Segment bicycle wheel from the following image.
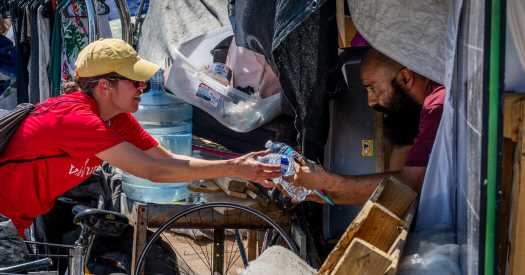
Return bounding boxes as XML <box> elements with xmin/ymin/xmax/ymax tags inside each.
<box><xmin>135</xmin><ymin>203</ymin><xmax>298</xmax><ymax>275</ymax></box>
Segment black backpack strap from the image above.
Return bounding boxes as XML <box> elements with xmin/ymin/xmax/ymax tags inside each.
<box><xmin>0</xmin><ymin>99</ymin><xmax>87</xmax><ymax>166</ymax></box>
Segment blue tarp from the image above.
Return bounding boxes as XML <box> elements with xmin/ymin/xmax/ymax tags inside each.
<box><xmin>107</xmin><ymin>0</ymin><xmax>149</xmax><ymax>20</ymax></box>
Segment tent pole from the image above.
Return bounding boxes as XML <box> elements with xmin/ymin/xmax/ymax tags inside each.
<box><xmin>485</xmin><ymin>0</ymin><xmax>503</xmax><ymax>273</ymax></box>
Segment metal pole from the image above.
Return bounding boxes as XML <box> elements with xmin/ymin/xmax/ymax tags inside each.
<box><xmin>84</xmin><ymin>0</ymin><xmax>99</xmax><ymax>42</ymax></box>
<box><xmin>69</xmin><ymin>246</ymin><xmax>84</xmax><ymax>275</ymax></box>
<box><xmin>114</xmin><ymin>0</ymin><xmax>132</xmax><ymax>43</ymax></box>
<box><xmin>485</xmin><ymin>0</ymin><xmax>503</xmax><ymax>273</ymax></box>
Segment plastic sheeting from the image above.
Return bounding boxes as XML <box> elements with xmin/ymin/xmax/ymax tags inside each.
<box><xmin>417</xmin><ymin>0</ymin><xmax>483</xmax><ymax>274</ymax></box>
<box><xmin>398</xmin><ymin>227</ymin><xmax>460</xmax><ymax>275</ymax></box>
<box><xmin>164</xmin><ymin>27</ymin><xmax>283</xmax><ymax>133</ymax></box>
<box><xmin>504</xmin><ymin>0</ymin><xmax>525</xmax><ymax>92</ymax></box>
<box><xmin>348</xmin><ymin>0</ymin><xmax>448</xmax><ymax>84</ymax></box>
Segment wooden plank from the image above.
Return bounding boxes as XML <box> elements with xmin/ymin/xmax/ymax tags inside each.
<box><xmin>216</xmin><ymin>177</ymin><xmax>248</xmax><ymax>193</ymax></box>
<box><xmin>503</xmin><ymin>95</ymin><xmax>525</xmax><ymax>142</ymax></box>
<box><xmin>373</xmin><ymin>177</ymin><xmax>418</xmax><ymax>218</ymax></box>
<box><xmin>498</xmin><ymin>138</ymin><xmax>516</xmax><ymax>275</ymax></box>
<box><xmin>509</xmin><ymin>106</ymin><xmax>525</xmax><ymax>275</ymax></box>
<box><xmin>131</xmin><ymin>203</ymin><xmax>148</xmax><ymax>275</ymax></box>
<box><xmin>247</xmin><ymin>231</ymin><xmax>257</xmax><ymax>261</ymax></box>
<box><xmin>354</xmin><ymin>203</ymin><xmax>405</xmax><ymax>252</ymax></box>
<box><xmin>318</xmin><ymin>201</ymin><xmax>375</xmax><ymax>275</ymax></box>
<box><xmin>188</xmin><ymin>180</ymin><xmax>221</xmax><ymax>193</ymax></box>
<box><xmin>318</xmin><ymin>202</ymin><xmax>405</xmax><ymax>275</ymax></box>
<box><xmin>216</xmin><ymin>177</ymin><xmax>248</xmax><ymax>199</ymax></box>
<box><xmin>336</xmin><ymin>0</ymin><xmax>357</xmax><ymax>48</ymax></box>
<box><xmin>331</xmin><ymin>238</ymin><xmax>392</xmax><ymax>275</ymax></box>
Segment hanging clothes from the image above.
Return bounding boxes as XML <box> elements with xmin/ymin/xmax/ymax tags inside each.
<box><xmin>45</xmin><ymin>0</ymin><xmax>113</xmax><ymax>99</ymax></box>
<box><xmin>37</xmin><ymin>5</ymin><xmax>50</xmax><ymax>101</ymax></box>
<box><xmin>7</xmin><ymin>0</ymin><xmax>113</xmax><ymax>103</ymax></box>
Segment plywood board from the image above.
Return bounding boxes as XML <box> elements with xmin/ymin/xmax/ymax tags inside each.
<box><xmin>354</xmin><ymin>203</ymin><xmax>405</xmax><ymax>252</ymax></box>
<box><xmin>503</xmin><ymin>95</ymin><xmax>525</xmax><ymax>142</ymax></box>
<box><xmin>331</xmin><ymin>238</ymin><xmax>392</xmax><ymax>275</ymax></box>
<box><xmin>509</xmin><ymin>105</ymin><xmax>525</xmax><ymax>275</ymax></box>
<box><xmin>318</xmin><ymin>202</ymin><xmax>405</xmax><ymax>275</ymax></box>
<box><xmin>336</xmin><ymin>0</ymin><xmax>357</xmax><ymax>48</ymax></box>
<box><xmin>370</xmin><ymin>176</ymin><xmax>417</xmax><ymax>218</ymax></box>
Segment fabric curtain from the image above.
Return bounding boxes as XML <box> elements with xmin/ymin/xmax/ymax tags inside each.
<box><xmin>348</xmin><ymin>0</ymin><xmax>448</xmax><ymax>84</ymax></box>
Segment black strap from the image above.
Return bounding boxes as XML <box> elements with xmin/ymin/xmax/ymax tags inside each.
<box><xmin>0</xmin><ymin>98</ymin><xmax>87</xmax><ymax>166</ymax></box>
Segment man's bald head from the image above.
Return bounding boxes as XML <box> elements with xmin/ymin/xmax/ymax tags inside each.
<box><xmin>361</xmin><ymin>49</ymin><xmax>403</xmax><ymax>78</ymax></box>
<box><xmin>360</xmin><ymin>48</ymin><xmax>431</xmax><ymax>112</ymax></box>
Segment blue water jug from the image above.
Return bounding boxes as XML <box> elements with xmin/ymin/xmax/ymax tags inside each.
<box><xmin>122</xmin><ymin>69</ymin><xmax>193</xmax><ymax>204</ymax></box>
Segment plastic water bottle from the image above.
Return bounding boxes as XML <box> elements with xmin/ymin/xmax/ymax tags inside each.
<box><xmin>264</xmin><ymin>140</ymin><xmax>304</xmax><ymax>163</ymax></box>
<box><xmin>122</xmin><ymin>69</ymin><xmax>194</xmax><ymax>203</ymax></box>
<box><xmin>264</xmin><ymin>140</ymin><xmax>336</xmax><ymax>206</ymax></box>
<box><xmin>256</xmin><ymin>153</ymin><xmax>311</xmax><ymax>202</ymax></box>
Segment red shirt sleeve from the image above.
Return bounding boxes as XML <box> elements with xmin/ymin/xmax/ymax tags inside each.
<box><xmin>57</xmin><ymin>107</ymin><xmax>124</xmax><ymax>159</ymax></box>
<box><xmin>405</xmin><ymin>94</ymin><xmax>444</xmax><ymax>167</ymax></box>
<box><xmin>110</xmin><ymin>113</ymin><xmax>158</xmax><ymax>150</ymax></box>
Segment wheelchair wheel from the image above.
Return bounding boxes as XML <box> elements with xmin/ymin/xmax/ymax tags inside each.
<box><xmin>135</xmin><ymin>203</ymin><xmax>298</xmax><ymax>275</ymax></box>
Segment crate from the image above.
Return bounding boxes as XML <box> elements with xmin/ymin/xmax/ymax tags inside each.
<box><xmin>318</xmin><ymin>176</ymin><xmax>417</xmax><ymax>275</ymax></box>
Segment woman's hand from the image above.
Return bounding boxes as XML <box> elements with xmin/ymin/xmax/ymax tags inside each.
<box><xmin>229</xmin><ymin>150</ymin><xmax>281</xmax><ymax>186</ymax></box>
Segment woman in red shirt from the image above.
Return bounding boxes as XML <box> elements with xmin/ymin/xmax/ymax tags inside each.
<box><xmin>0</xmin><ymin>39</ymin><xmax>279</xmax><ymax>266</ymax></box>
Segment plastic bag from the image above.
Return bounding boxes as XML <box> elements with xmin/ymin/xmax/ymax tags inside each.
<box><xmin>398</xmin><ymin>227</ymin><xmax>461</xmax><ymax>275</ymax></box>
<box><xmin>164</xmin><ymin>27</ymin><xmax>282</xmax><ymax>133</ymax></box>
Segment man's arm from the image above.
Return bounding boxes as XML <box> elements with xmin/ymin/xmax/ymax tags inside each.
<box><xmin>96</xmin><ymin>142</ymin><xmax>280</xmax><ymax>185</ymax></box>
<box><xmin>296</xmin><ymin>164</ymin><xmax>425</xmax><ymax>205</ymax></box>
<box><xmin>389</xmin><ymin>145</ymin><xmax>412</xmax><ymax>170</ymax></box>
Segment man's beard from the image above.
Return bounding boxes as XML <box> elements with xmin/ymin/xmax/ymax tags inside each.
<box><xmin>372</xmin><ymin>79</ymin><xmax>417</xmax><ymax>114</ymax></box>
<box><xmin>390</xmin><ymin>79</ymin><xmax>417</xmax><ymax>113</ymax></box>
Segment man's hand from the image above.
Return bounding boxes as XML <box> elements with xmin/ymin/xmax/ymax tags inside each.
<box><xmin>230</xmin><ymin>151</ymin><xmax>281</xmax><ymax>186</ymax></box>
<box><xmin>291</xmin><ymin>162</ymin><xmax>331</xmax><ymax>190</ymax></box>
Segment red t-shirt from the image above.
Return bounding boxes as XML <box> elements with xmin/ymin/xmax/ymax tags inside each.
<box><xmin>405</xmin><ymin>83</ymin><xmax>445</xmax><ymax>167</ymax></box>
<box><xmin>0</xmin><ymin>91</ymin><xmax>158</xmax><ymax>235</ymax></box>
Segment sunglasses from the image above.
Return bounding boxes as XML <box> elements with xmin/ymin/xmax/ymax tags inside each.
<box><xmin>105</xmin><ymin>77</ymin><xmax>148</xmax><ymax>90</ymax></box>
<box><xmin>89</xmin><ymin>77</ymin><xmax>148</xmax><ymax>90</ymax></box>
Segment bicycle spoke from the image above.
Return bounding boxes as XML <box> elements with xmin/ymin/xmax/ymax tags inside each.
<box><xmin>234</xmin><ymin>229</ymin><xmax>248</xmax><ymax>267</ymax></box>
<box><xmin>161</xmin><ymin>233</ymin><xmax>196</xmax><ymax>274</ymax></box>
<box><xmin>136</xmin><ymin>203</ymin><xmax>297</xmax><ymax>275</ymax></box>
<box><xmin>184</xmin><ymin>230</ymin><xmax>212</xmax><ymax>271</ymax></box>
<box><xmin>196</xmin><ymin>209</ymin><xmax>212</xmax><ymax>269</ymax></box>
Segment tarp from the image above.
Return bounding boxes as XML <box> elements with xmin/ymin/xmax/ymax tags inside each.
<box><xmin>348</xmin><ymin>0</ymin><xmax>448</xmax><ymax>84</ymax></box>
<box><xmin>229</xmin><ymin>0</ymin><xmax>326</xmax><ymax>64</ymax></box>
<box><xmin>138</xmin><ymin>0</ymin><xmax>229</xmax><ymax>66</ymax></box>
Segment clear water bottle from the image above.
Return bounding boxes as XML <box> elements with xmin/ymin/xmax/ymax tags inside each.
<box><xmin>263</xmin><ymin>140</ymin><xmax>336</xmax><ymax>205</ymax></box>
<box><xmin>265</xmin><ymin>140</ymin><xmax>304</xmax><ymax>163</ymax></box>
<box><xmin>122</xmin><ymin>69</ymin><xmax>194</xmax><ymax>203</ymax></box>
<box><xmin>256</xmin><ymin>153</ymin><xmax>311</xmax><ymax>202</ymax></box>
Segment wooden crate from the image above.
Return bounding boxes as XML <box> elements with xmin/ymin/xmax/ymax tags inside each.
<box><xmin>318</xmin><ymin>176</ymin><xmax>417</xmax><ymax>275</ymax></box>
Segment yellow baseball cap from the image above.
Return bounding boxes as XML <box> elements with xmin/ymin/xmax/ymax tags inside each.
<box><xmin>75</xmin><ymin>38</ymin><xmax>160</xmax><ymax>81</ymax></box>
